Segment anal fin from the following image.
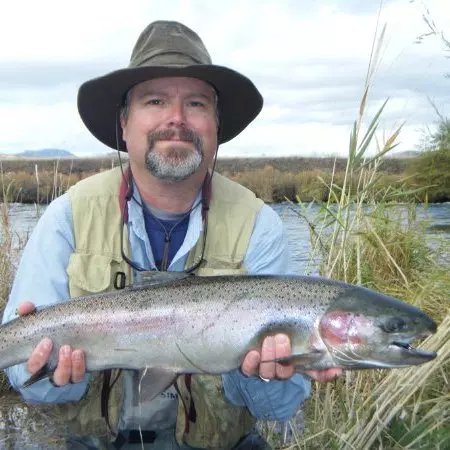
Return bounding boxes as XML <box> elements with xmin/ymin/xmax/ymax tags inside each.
<box><xmin>137</xmin><ymin>368</ymin><xmax>178</xmax><ymax>402</ymax></box>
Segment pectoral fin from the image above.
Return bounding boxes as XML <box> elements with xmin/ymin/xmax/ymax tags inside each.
<box><xmin>23</xmin><ymin>363</ymin><xmax>55</xmax><ymax>388</ymax></box>
<box><xmin>262</xmin><ymin>350</ymin><xmax>324</xmax><ymax>368</ymax></box>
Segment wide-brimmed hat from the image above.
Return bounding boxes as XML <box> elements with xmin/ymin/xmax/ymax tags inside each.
<box><xmin>77</xmin><ymin>20</ymin><xmax>263</xmax><ymax>151</ymax></box>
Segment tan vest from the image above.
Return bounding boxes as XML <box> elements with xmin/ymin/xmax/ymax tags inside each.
<box><xmin>59</xmin><ymin>167</ymin><xmax>263</xmax><ymax>449</ymax></box>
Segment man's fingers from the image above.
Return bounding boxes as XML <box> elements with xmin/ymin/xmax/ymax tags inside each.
<box><xmin>27</xmin><ymin>337</ymin><xmax>52</xmax><ymax>374</ymax></box>
<box><xmin>241</xmin><ymin>350</ymin><xmax>260</xmax><ymax>377</ymax></box>
<box><xmin>259</xmin><ymin>335</ymin><xmax>276</xmax><ymax>379</ymax></box>
<box><xmin>259</xmin><ymin>334</ymin><xmax>294</xmax><ymax>380</ymax></box>
<box><xmin>274</xmin><ymin>334</ymin><xmax>294</xmax><ymax>379</ymax></box>
<box><xmin>241</xmin><ymin>334</ymin><xmax>295</xmax><ymax>380</ymax></box>
<box><xmin>71</xmin><ymin>350</ymin><xmax>86</xmax><ymax>383</ymax></box>
<box><xmin>24</xmin><ymin>329</ymin><xmax>85</xmax><ymax>387</ymax></box>
<box><xmin>17</xmin><ymin>301</ymin><xmax>36</xmax><ymax>317</ymax></box>
<box><xmin>52</xmin><ymin>345</ymin><xmax>73</xmax><ymax>386</ymax></box>
<box><xmin>306</xmin><ymin>368</ymin><xmax>343</xmax><ymax>383</ymax></box>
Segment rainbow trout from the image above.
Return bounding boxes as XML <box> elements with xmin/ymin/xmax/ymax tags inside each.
<box><xmin>0</xmin><ymin>273</ymin><xmax>437</xmax><ymax>390</ymax></box>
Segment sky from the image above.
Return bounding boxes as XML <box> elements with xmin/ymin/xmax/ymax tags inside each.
<box><xmin>1</xmin><ymin>0</ymin><xmax>449</xmax><ymax>157</ymax></box>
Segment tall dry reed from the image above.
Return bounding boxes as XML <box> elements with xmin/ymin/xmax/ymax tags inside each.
<box><xmin>276</xmin><ymin>22</ymin><xmax>450</xmax><ymax>449</ymax></box>
<box><xmin>0</xmin><ymin>164</ymin><xmax>15</xmax><ymax>393</ymax></box>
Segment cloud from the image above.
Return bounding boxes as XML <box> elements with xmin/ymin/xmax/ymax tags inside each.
<box><xmin>0</xmin><ymin>60</ymin><xmax>117</xmax><ymax>89</ymax></box>
<box><xmin>0</xmin><ymin>0</ymin><xmax>449</xmax><ymax>156</ymax></box>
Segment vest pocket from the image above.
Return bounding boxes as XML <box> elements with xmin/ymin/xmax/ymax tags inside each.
<box><xmin>194</xmin><ymin>258</ymin><xmax>247</xmax><ymax>277</ymax></box>
<box><xmin>67</xmin><ymin>253</ymin><xmax>115</xmax><ymax>295</ymax></box>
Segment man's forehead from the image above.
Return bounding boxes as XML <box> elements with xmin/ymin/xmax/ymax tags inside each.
<box><xmin>132</xmin><ymin>77</ymin><xmax>215</xmax><ymax>97</ymax></box>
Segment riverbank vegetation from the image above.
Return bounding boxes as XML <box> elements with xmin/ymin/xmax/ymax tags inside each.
<box><xmin>261</xmin><ymin>30</ymin><xmax>450</xmax><ymax>449</ymax></box>
<box><xmin>0</xmin><ymin>192</ymin><xmax>19</xmax><ymax>395</ymax></box>
<box><xmin>288</xmin><ymin>122</ymin><xmax>450</xmax><ymax>450</ymax></box>
<box><xmin>0</xmin><ymin>147</ymin><xmax>448</xmax><ymax>204</ymax></box>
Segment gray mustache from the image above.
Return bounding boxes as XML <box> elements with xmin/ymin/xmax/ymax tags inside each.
<box><xmin>148</xmin><ymin>128</ymin><xmax>201</xmax><ymax>146</ymax></box>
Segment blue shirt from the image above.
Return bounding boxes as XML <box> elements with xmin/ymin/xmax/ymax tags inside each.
<box><xmin>142</xmin><ymin>206</ymin><xmax>190</xmax><ymax>270</ymax></box>
<box><xmin>3</xmin><ymin>187</ymin><xmax>311</xmax><ymax>422</ymax></box>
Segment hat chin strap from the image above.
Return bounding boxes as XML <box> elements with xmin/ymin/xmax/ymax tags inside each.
<box><xmin>115</xmin><ymin>110</ymin><xmax>130</xmax><ymax>198</ymax></box>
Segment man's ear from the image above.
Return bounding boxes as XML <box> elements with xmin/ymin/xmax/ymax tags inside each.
<box><xmin>120</xmin><ymin>116</ymin><xmax>127</xmax><ymax>141</ymax></box>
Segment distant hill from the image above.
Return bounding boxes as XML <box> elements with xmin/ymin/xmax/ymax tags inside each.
<box><xmin>15</xmin><ymin>149</ymin><xmax>75</xmax><ymax>158</ymax></box>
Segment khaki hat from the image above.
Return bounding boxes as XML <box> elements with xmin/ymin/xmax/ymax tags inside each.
<box><xmin>77</xmin><ymin>20</ymin><xmax>263</xmax><ymax>151</ymax></box>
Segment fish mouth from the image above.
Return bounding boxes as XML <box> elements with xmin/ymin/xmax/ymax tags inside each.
<box><xmin>391</xmin><ymin>341</ymin><xmax>437</xmax><ymax>361</ymax></box>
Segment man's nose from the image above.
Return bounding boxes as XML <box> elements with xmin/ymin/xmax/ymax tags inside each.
<box><xmin>165</xmin><ymin>101</ymin><xmax>187</xmax><ymax>126</ymax></box>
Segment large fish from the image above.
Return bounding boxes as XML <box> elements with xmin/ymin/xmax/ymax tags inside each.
<box><xmin>0</xmin><ymin>273</ymin><xmax>437</xmax><ymax>391</ymax></box>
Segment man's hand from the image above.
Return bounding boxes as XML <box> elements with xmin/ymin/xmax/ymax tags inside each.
<box><xmin>241</xmin><ymin>333</ymin><xmax>343</xmax><ymax>382</ymax></box>
<box><xmin>17</xmin><ymin>301</ymin><xmax>86</xmax><ymax>386</ymax></box>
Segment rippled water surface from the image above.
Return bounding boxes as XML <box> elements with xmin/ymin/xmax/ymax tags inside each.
<box><xmin>0</xmin><ymin>397</ymin><xmax>66</xmax><ymax>449</ymax></box>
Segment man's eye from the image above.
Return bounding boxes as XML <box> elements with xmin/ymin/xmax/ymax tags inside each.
<box><xmin>189</xmin><ymin>101</ymin><xmax>205</xmax><ymax>108</ymax></box>
<box><xmin>147</xmin><ymin>99</ymin><xmax>162</xmax><ymax>105</ymax></box>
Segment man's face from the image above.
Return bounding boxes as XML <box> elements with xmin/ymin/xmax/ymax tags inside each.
<box><xmin>121</xmin><ymin>77</ymin><xmax>218</xmax><ymax>181</ymax></box>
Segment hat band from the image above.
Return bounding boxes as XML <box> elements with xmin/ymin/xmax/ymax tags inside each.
<box><xmin>130</xmin><ymin>52</ymin><xmax>206</xmax><ymax>68</ymax></box>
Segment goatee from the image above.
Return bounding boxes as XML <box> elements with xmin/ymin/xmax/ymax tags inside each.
<box><xmin>145</xmin><ymin>128</ymin><xmax>204</xmax><ymax>181</ymax></box>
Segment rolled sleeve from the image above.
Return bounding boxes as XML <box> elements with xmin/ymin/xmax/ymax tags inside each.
<box><xmin>5</xmin><ymin>366</ymin><xmax>90</xmax><ymax>404</ymax></box>
<box><xmin>2</xmin><ymin>194</ymin><xmax>89</xmax><ymax>403</ymax></box>
<box><xmin>222</xmin><ymin>371</ymin><xmax>311</xmax><ymax>421</ymax></box>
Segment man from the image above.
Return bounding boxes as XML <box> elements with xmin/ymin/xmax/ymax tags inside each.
<box><xmin>3</xmin><ymin>21</ymin><xmax>340</xmax><ymax>449</ymax></box>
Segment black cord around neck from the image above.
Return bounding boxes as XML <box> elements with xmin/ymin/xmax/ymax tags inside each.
<box><xmin>114</xmin><ymin>108</ymin><xmax>214</xmax><ymax>274</ymax></box>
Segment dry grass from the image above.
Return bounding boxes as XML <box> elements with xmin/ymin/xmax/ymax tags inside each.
<box><xmin>0</xmin><ymin>155</ymin><xmax>443</xmax><ymax>204</ymax></box>
<box><xmin>0</xmin><ymin>164</ymin><xmax>15</xmax><ymax>315</ymax></box>
<box><xmin>225</xmin><ymin>166</ymin><xmax>408</xmax><ymax>203</ymax></box>
<box><xmin>1</xmin><ymin>169</ymin><xmax>83</xmax><ymax>204</ymax></box>
<box><xmin>0</xmin><ymin>166</ymin><xmax>16</xmax><ymax>395</ymax></box>
<box><xmin>0</xmin><ymin>155</ymin><xmax>124</xmax><ymax>203</ymax></box>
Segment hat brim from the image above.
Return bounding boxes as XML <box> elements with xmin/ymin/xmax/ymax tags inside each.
<box><xmin>77</xmin><ymin>65</ymin><xmax>263</xmax><ymax>150</ymax></box>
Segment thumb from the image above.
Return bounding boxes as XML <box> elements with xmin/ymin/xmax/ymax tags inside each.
<box><xmin>17</xmin><ymin>301</ymin><xmax>36</xmax><ymax>316</ymax></box>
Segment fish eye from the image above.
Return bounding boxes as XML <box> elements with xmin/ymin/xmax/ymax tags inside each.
<box><xmin>381</xmin><ymin>316</ymin><xmax>408</xmax><ymax>333</ymax></box>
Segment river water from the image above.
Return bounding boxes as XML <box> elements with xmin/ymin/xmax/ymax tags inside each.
<box><xmin>4</xmin><ymin>202</ymin><xmax>450</xmax><ymax>274</ymax></box>
<box><xmin>0</xmin><ymin>202</ymin><xmax>449</xmax><ymax>448</ymax></box>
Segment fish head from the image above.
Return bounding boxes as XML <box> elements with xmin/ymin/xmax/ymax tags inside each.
<box><xmin>319</xmin><ymin>286</ymin><xmax>438</xmax><ymax>369</ymax></box>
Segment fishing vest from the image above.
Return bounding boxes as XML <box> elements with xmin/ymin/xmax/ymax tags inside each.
<box><xmin>58</xmin><ymin>167</ymin><xmax>263</xmax><ymax>449</ymax></box>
